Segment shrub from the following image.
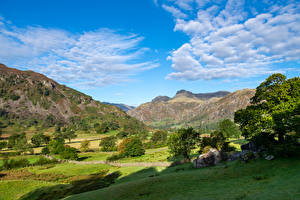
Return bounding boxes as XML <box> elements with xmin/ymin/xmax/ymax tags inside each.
<box><xmin>31</xmin><ymin>133</ymin><xmax>50</xmax><ymax>147</ymax></box>
<box><xmin>47</xmin><ymin>139</ymin><xmax>65</xmax><ymax>154</ymax></box>
<box><xmin>80</xmin><ymin>140</ymin><xmax>90</xmax><ymax>152</ymax></box>
<box><xmin>41</xmin><ymin>147</ymin><xmax>50</xmax><ymax>155</ymax></box>
<box><xmin>151</xmin><ymin>130</ymin><xmax>167</xmax><ymax>144</ymax></box>
<box><xmin>202</xmin><ymin>146</ymin><xmax>213</xmax><ymax>154</ymax></box>
<box><xmin>0</xmin><ymin>141</ymin><xmax>7</xmax><ymax>150</ymax></box>
<box><xmin>106</xmin><ymin>153</ymin><xmax>125</xmax><ymax>162</ymax></box>
<box><xmin>100</xmin><ymin>136</ymin><xmax>117</xmax><ymax>152</ymax></box>
<box><xmin>33</xmin><ymin>156</ymin><xmax>58</xmax><ymax>166</ymax></box>
<box><xmin>59</xmin><ymin>146</ymin><xmax>78</xmax><ymax>160</ymax></box>
<box><xmin>118</xmin><ymin>137</ymin><xmax>145</xmax><ymax>157</ymax></box>
<box><xmin>2</xmin><ymin>158</ymin><xmax>30</xmax><ymax>170</ymax></box>
<box><xmin>116</xmin><ymin>131</ymin><xmax>128</xmax><ymax>139</ymax></box>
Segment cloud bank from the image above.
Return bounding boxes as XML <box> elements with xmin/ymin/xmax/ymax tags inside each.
<box><xmin>161</xmin><ymin>0</ymin><xmax>300</xmax><ymax>80</ymax></box>
<box><xmin>0</xmin><ymin>19</ymin><xmax>157</xmax><ymax>88</ymax></box>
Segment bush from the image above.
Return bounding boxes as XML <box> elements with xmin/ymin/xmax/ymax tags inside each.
<box><xmin>151</xmin><ymin>130</ymin><xmax>167</xmax><ymax>144</ymax></box>
<box><xmin>116</xmin><ymin>131</ymin><xmax>128</xmax><ymax>139</ymax></box>
<box><xmin>59</xmin><ymin>146</ymin><xmax>78</xmax><ymax>160</ymax></box>
<box><xmin>80</xmin><ymin>140</ymin><xmax>90</xmax><ymax>152</ymax></box>
<box><xmin>47</xmin><ymin>139</ymin><xmax>65</xmax><ymax>154</ymax></box>
<box><xmin>0</xmin><ymin>141</ymin><xmax>7</xmax><ymax>150</ymax></box>
<box><xmin>2</xmin><ymin>158</ymin><xmax>30</xmax><ymax>170</ymax></box>
<box><xmin>106</xmin><ymin>153</ymin><xmax>125</xmax><ymax>162</ymax></box>
<box><xmin>33</xmin><ymin>156</ymin><xmax>58</xmax><ymax>166</ymax></box>
<box><xmin>118</xmin><ymin>137</ymin><xmax>145</xmax><ymax>157</ymax></box>
<box><xmin>41</xmin><ymin>147</ymin><xmax>50</xmax><ymax>155</ymax></box>
<box><xmin>99</xmin><ymin>136</ymin><xmax>117</xmax><ymax>152</ymax></box>
<box><xmin>31</xmin><ymin>133</ymin><xmax>50</xmax><ymax>147</ymax></box>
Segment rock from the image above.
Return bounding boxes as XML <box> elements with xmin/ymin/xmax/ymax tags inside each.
<box><xmin>264</xmin><ymin>154</ymin><xmax>274</xmax><ymax>160</ymax></box>
<box><xmin>241</xmin><ymin>142</ymin><xmax>258</xmax><ymax>152</ymax></box>
<box><xmin>193</xmin><ymin>148</ymin><xmax>222</xmax><ymax>168</ymax></box>
<box><xmin>227</xmin><ymin>152</ymin><xmax>242</xmax><ymax>161</ymax></box>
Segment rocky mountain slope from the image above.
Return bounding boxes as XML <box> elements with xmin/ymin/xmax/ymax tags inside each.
<box><xmin>102</xmin><ymin>102</ymin><xmax>135</xmax><ymax>112</ymax></box>
<box><xmin>0</xmin><ymin>64</ymin><xmax>145</xmax><ymax>135</ymax></box>
<box><xmin>128</xmin><ymin>89</ymin><xmax>255</xmax><ymax>129</ymax></box>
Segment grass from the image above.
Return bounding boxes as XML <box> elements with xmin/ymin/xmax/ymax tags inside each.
<box><xmin>0</xmin><ymin>180</ymin><xmax>57</xmax><ymax>200</ymax></box>
<box><xmin>0</xmin><ymin>155</ymin><xmax>40</xmax><ymax>167</ymax></box>
<box><xmin>65</xmin><ymin>158</ymin><xmax>300</xmax><ymax>200</ymax></box>
<box><xmin>27</xmin><ymin>163</ymin><xmax>113</xmax><ymax>176</ymax></box>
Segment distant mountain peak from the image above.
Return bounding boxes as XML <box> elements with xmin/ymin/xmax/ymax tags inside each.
<box><xmin>151</xmin><ymin>96</ymin><xmax>171</xmax><ymax>103</ymax></box>
<box><xmin>174</xmin><ymin>90</ymin><xmax>231</xmax><ymax>100</ymax></box>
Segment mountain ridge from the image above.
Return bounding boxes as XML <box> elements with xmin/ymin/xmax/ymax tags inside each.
<box><xmin>128</xmin><ymin>88</ymin><xmax>255</xmax><ymax>129</ymax></box>
<box><xmin>0</xmin><ymin>64</ymin><xmax>146</xmax><ymax>135</ymax></box>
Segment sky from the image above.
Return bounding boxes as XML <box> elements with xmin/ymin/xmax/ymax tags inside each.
<box><xmin>0</xmin><ymin>0</ymin><xmax>299</xmax><ymax>106</ymax></box>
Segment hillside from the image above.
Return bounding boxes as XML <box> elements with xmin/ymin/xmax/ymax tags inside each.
<box><xmin>128</xmin><ymin>89</ymin><xmax>255</xmax><ymax>129</ymax></box>
<box><xmin>0</xmin><ymin>64</ymin><xmax>146</xmax><ymax>136</ymax></box>
<box><xmin>65</xmin><ymin>158</ymin><xmax>300</xmax><ymax>200</ymax></box>
<box><xmin>102</xmin><ymin>102</ymin><xmax>135</xmax><ymax>112</ymax></box>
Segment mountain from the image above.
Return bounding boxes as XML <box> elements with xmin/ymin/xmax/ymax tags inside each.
<box><xmin>102</xmin><ymin>102</ymin><xmax>135</xmax><ymax>112</ymax></box>
<box><xmin>0</xmin><ymin>64</ymin><xmax>146</xmax><ymax>135</ymax></box>
<box><xmin>128</xmin><ymin>89</ymin><xmax>255</xmax><ymax>129</ymax></box>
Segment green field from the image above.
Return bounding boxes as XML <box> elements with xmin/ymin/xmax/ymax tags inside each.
<box><xmin>0</xmin><ymin>180</ymin><xmax>58</xmax><ymax>200</ymax></box>
<box><xmin>65</xmin><ymin>158</ymin><xmax>300</xmax><ymax>200</ymax></box>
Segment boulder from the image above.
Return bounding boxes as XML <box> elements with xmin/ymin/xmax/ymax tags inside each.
<box><xmin>193</xmin><ymin>148</ymin><xmax>222</xmax><ymax>168</ymax></box>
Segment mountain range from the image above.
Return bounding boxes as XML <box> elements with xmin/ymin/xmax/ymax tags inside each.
<box><xmin>128</xmin><ymin>89</ymin><xmax>255</xmax><ymax>129</ymax></box>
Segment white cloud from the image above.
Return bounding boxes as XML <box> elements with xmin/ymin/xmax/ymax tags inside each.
<box><xmin>162</xmin><ymin>0</ymin><xmax>300</xmax><ymax>80</ymax></box>
<box><xmin>0</xmin><ymin>19</ymin><xmax>158</xmax><ymax>88</ymax></box>
<box><xmin>162</xmin><ymin>4</ymin><xmax>188</xmax><ymax>19</ymax></box>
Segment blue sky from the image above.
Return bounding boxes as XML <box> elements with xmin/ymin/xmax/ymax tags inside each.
<box><xmin>0</xmin><ymin>0</ymin><xmax>299</xmax><ymax>106</ymax></box>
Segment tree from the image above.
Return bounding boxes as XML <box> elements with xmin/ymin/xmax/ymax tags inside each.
<box><xmin>217</xmin><ymin>119</ymin><xmax>241</xmax><ymax>139</ymax></box>
<box><xmin>118</xmin><ymin>137</ymin><xmax>145</xmax><ymax>157</ymax></box>
<box><xmin>8</xmin><ymin>133</ymin><xmax>32</xmax><ymax>154</ymax></box>
<box><xmin>235</xmin><ymin>74</ymin><xmax>300</xmax><ymax>144</ymax></box>
<box><xmin>167</xmin><ymin>128</ymin><xmax>199</xmax><ymax>161</ymax></box>
<box><xmin>31</xmin><ymin>133</ymin><xmax>50</xmax><ymax>147</ymax></box>
<box><xmin>63</xmin><ymin>130</ymin><xmax>77</xmax><ymax>143</ymax></box>
<box><xmin>80</xmin><ymin>140</ymin><xmax>90</xmax><ymax>152</ymax></box>
<box><xmin>100</xmin><ymin>136</ymin><xmax>117</xmax><ymax>152</ymax></box>
<box><xmin>151</xmin><ymin>130</ymin><xmax>167</xmax><ymax>144</ymax></box>
<box><xmin>47</xmin><ymin>138</ymin><xmax>65</xmax><ymax>154</ymax></box>
<box><xmin>59</xmin><ymin>146</ymin><xmax>78</xmax><ymax>160</ymax></box>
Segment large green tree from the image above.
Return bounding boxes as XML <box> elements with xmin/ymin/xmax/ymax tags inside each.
<box><xmin>217</xmin><ymin>119</ymin><xmax>241</xmax><ymax>139</ymax></box>
<box><xmin>235</xmin><ymin>74</ymin><xmax>300</xmax><ymax>143</ymax></box>
<box><xmin>167</xmin><ymin>128</ymin><xmax>199</xmax><ymax>161</ymax></box>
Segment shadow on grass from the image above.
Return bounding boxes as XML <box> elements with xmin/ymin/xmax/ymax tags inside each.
<box><xmin>76</xmin><ymin>156</ymin><xmax>90</xmax><ymax>161</ymax></box>
<box><xmin>19</xmin><ymin>170</ymin><xmax>121</xmax><ymax>200</ymax></box>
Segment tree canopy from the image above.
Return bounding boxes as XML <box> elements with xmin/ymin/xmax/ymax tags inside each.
<box><xmin>234</xmin><ymin>73</ymin><xmax>300</xmax><ymax>145</ymax></box>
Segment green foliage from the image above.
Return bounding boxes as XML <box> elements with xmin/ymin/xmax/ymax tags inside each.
<box><xmin>99</xmin><ymin>136</ymin><xmax>117</xmax><ymax>152</ymax></box>
<box><xmin>63</xmin><ymin>129</ymin><xmax>77</xmax><ymax>143</ymax></box>
<box><xmin>118</xmin><ymin>137</ymin><xmax>145</xmax><ymax>157</ymax></box>
<box><xmin>31</xmin><ymin>133</ymin><xmax>50</xmax><ymax>147</ymax></box>
<box><xmin>106</xmin><ymin>153</ymin><xmax>126</xmax><ymax>161</ymax></box>
<box><xmin>8</xmin><ymin>133</ymin><xmax>32</xmax><ymax>153</ymax></box>
<box><xmin>151</xmin><ymin>130</ymin><xmax>168</xmax><ymax>144</ymax></box>
<box><xmin>47</xmin><ymin>139</ymin><xmax>65</xmax><ymax>155</ymax></box>
<box><xmin>217</xmin><ymin>119</ymin><xmax>241</xmax><ymax>138</ymax></box>
<box><xmin>0</xmin><ymin>141</ymin><xmax>7</xmax><ymax>150</ymax></box>
<box><xmin>59</xmin><ymin>146</ymin><xmax>78</xmax><ymax>160</ymax></box>
<box><xmin>80</xmin><ymin>140</ymin><xmax>90</xmax><ymax>152</ymax></box>
<box><xmin>1</xmin><ymin>158</ymin><xmax>30</xmax><ymax>170</ymax></box>
<box><xmin>116</xmin><ymin>130</ymin><xmax>129</xmax><ymax>139</ymax></box>
<box><xmin>41</xmin><ymin>146</ymin><xmax>50</xmax><ymax>155</ymax></box>
<box><xmin>33</xmin><ymin>156</ymin><xmax>58</xmax><ymax>166</ymax></box>
<box><xmin>167</xmin><ymin>127</ymin><xmax>199</xmax><ymax>160</ymax></box>
<box><xmin>234</xmin><ymin>74</ymin><xmax>300</xmax><ymax>156</ymax></box>
<box><xmin>235</xmin><ymin>74</ymin><xmax>300</xmax><ymax>141</ymax></box>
